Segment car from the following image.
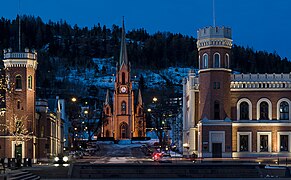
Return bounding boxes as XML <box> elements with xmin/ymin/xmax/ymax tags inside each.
<box><xmin>53</xmin><ymin>155</ymin><xmax>70</xmax><ymax>165</ymax></box>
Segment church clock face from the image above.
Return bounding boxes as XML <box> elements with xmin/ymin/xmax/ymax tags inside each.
<box><xmin>120</xmin><ymin>86</ymin><xmax>127</xmax><ymax>93</ymax></box>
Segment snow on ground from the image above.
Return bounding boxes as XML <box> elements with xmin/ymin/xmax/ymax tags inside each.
<box><xmin>64</xmin><ymin>57</ymin><xmax>197</xmax><ymax>91</ymax></box>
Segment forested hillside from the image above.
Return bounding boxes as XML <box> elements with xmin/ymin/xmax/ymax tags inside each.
<box><xmin>0</xmin><ymin>15</ymin><xmax>290</xmax><ymax>98</ymax></box>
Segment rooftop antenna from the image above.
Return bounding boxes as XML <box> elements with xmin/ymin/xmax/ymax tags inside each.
<box><xmin>18</xmin><ymin>0</ymin><xmax>21</xmax><ymax>52</ymax></box>
<box><xmin>212</xmin><ymin>0</ymin><xmax>216</xmax><ymax>27</ymax></box>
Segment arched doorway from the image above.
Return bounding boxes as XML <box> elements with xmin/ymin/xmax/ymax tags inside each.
<box><xmin>120</xmin><ymin>122</ymin><xmax>128</xmax><ymax>139</ymax></box>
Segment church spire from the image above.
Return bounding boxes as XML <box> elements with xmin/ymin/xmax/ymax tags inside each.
<box><xmin>138</xmin><ymin>89</ymin><xmax>143</xmax><ymax>105</ymax></box>
<box><xmin>105</xmin><ymin>89</ymin><xmax>110</xmax><ymax>105</ymax></box>
<box><xmin>119</xmin><ymin>17</ymin><xmax>128</xmax><ymax>67</ymax></box>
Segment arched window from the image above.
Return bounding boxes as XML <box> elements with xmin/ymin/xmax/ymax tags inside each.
<box><xmin>279</xmin><ymin>101</ymin><xmax>289</xmax><ymax>120</ymax></box>
<box><xmin>122</xmin><ymin>72</ymin><xmax>125</xmax><ymax>84</ymax></box>
<box><xmin>121</xmin><ymin>101</ymin><xmax>126</xmax><ymax>114</ymax></box>
<box><xmin>15</xmin><ymin>75</ymin><xmax>22</xmax><ymax>89</ymax></box>
<box><xmin>17</xmin><ymin>100</ymin><xmax>21</xmax><ymax>110</ymax></box>
<box><xmin>28</xmin><ymin>75</ymin><xmax>32</xmax><ymax>89</ymax></box>
<box><xmin>240</xmin><ymin>102</ymin><xmax>249</xmax><ymax>120</ymax></box>
<box><xmin>214</xmin><ymin>100</ymin><xmax>220</xmax><ymax>119</ymax></box>
<box><xmin>237</xmin><ymin>98</ymin><xmax>253</xmax><ymax>120</ymax></box>
<box><xmin>106</xmin><ymin>107</ymin><xmax>110</xmax><ymax>115</ymax></box>
<box><xmin>260</xmin><ymin>102</ymin><xmax>269</xmax><ymax>120</ymax></box>
<box><xmin>203</xmin><ymin>53</ymin><xmax>208</xmax><ymax>69</ymax></box>
<box><xmin>214</xmin><ymin>53</ymin><xmax>220</xmax><ymax>68</ymax></box>
<box><xmin>225</xmin><ymin>53</ymin><xmax>230</xmax><ymax>68</ymax></box>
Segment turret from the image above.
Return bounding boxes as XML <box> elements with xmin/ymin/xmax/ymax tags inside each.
<box><xmin>198</xmin><ymin>27</ymin><xmax>232</xmax><ymax>120</ymax></box>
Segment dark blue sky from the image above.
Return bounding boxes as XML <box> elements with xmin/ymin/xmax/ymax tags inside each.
<box><xmin>1</xmin><ymin>0</ymin><xmax>291</xmax><ymax>60</ymax></box>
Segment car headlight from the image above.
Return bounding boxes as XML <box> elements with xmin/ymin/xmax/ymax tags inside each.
<box><xmin>63</xmin><ymin>156</ymin><xmax>69</xmax><ymax>162</ymax></box>
<box><xmin>54</xmin><ymin>157</ymin><xmax>59</xmax><ymax>162</ymax></box>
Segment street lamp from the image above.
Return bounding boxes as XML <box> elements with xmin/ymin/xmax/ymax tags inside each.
<box><xmin>71</xmin><ymin>97</ymin><xmax>77</xmax><ymax>102</ymax></box>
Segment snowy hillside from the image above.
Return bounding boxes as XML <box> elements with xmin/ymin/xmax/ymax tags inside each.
<box><xmin>60</xmin><ymin>57</ymin><xmax>195</xmax><ymax>93</ymax></box>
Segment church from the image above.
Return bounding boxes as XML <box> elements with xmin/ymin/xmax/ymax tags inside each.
<box><xmin>102</xmin><ymin>20</ymin><xmax>146</xmax><ymax>140</ymax></box>
<box><xmin>183</xmin><ymin>26</ymin><xmax>291</xmax><ymax>158</ymax></box>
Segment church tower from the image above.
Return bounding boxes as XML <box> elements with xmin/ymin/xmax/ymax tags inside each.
<box><xmin>1</xmin><ymin>48</ymin><xmax>37</xmax><ymax>159</ymax></box>
<box><xmin>102</xmin><ymin>19</ymin><xmax>146</xmax><ymax>140</ymax></box>
<box><xmin>113</xmin><ymin>19</ymin><xmax>135</xmax><ymax>139</ymax></box>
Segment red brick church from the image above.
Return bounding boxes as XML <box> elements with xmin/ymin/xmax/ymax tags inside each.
<box><xmin>102</xmin><ymin>20</ymin><xmax>146</xmax><ymax>140</ymax></box>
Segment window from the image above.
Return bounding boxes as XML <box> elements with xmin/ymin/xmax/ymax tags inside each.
<box><xmin>260</xmin><ymin>135</ymin><xmax>268</xmax><ymax>152</ymax></box>
<box><xmin>121</xmin><ymin>101</ymin><xmax>126</xmax><ymax>114</ymax></box>
<box><xmin>280</xmin><ymin>135</ymin><xmax>288</xmax><ymax>152</ymax></box>
<box><xmin>15</xmin><ymin>75</ymin><xmax>22</xmax><ymax>89</ymax></box>
<box><xmin>17</xmin><ymin>101</ymin><xmax>21</xmax><ymax>110</ymax></box>
<box><xmin>260</xmin><ymin>102</ymin><xmax>269</xmax><ymax>120</ymax></box>
<box><xmin>239</xmin><ymin>135</ymin><xmax>249</xmax><ymax>152</ymax></box>
<box><xmin>279</xmin><ymin>101</ymin><xmax>289</xmax><ymax>120</ymax></box>
<box><xmin>213</xmin><ymin>82</ymin><xmax>220</xmax><ymax>89</ymax></box>
<box><xmin>240</xmin><ymin>102</ymin><xmax>249</xmax><ymax>120</ymax></box>
<box><xmin>203</xmin><ymin>53</ymin><xmax>208</xmax><ymax>68</ymax></box>
<box><xmin>214</xmin><ymin>53</ymin><xmax>220</xmax><ymax>68</ymax></box>
<box><xmin>28</xmin><ymin>75</ymin><xmax>32</xmax><ymax>89</ymax></box>
<box><xmin>214</xmin><ymin>100</ymin><xmax>220</xmax><ymax>119</ymax></box>
<box><xmin>122</xmin><ymin>72</ymin><xmax>125</xmax><ymax>84</ymax></box>
<box><xmin>225</xmin><ymin>54</ymin><xmax>230</xmax><ymax>68</ymax></box>
<box><xmin>106</xmin><ymin>107</ymin><xmax>109</xmax><ymax>115</ymax></box>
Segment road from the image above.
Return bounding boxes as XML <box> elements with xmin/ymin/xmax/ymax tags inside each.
<box><xmin>75</xmin><ymin>143</ymin><xmax>152</xmax><ymax>164</ymax></box>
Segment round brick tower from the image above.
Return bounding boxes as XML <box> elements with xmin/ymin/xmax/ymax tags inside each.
<box><xmin>197</xmin><ymin>27</ymin><xmax>232</xmax><ymax>120</ymax></box>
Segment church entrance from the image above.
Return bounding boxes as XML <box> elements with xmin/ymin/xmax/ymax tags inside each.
<box><xmin>120</xmin><ymin>122</ymin><xmax>129</xmax><ymax>139</ymax></box>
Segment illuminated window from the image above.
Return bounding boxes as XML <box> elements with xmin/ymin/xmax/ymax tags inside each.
<box><xmin>279</xmin><ymin>101</ymin><xmax>289</xmax><ymax>120</ymax></box>
<box><xmin>28</xmin><ymin>75</ymin><xmax>32</xmax><ymax>89</ymax></box>
<box><xmin>240</xmin><ymin>102</ymin><xmax>249</xmax><ymax>120</ymax></box>
<box><xmin>202</xmin><ymin>53</ymin><xmax>208</xmax><ymax>68</ymax></box>
<box><xmin>15</xmin><ymin>75</ymin><xmax>22</xmax><ymax>89</ymax></box>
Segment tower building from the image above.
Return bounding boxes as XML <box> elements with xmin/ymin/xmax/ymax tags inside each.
<box><xmin>0</xmin><ymin>48</ymin><xmax>38</xmax><ymax>160</ymax></box>
<box><xmin>183</xmin><ymin>26</ymin><xmax>291</xmax><ymax>158</ymax></box>
<box><xmin>102</xmin><ymin>20</ymin><xmax>146</xmax><ymax>140</ymax></box>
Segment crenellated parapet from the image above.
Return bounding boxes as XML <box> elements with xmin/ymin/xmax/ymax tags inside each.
<box><xmin>197</xmin><ymin>26</ymin><xmax>232</xmax><ymax>51</ymax></box>
<box><xmin>231</xmin><ymin>73</ymin><xmax>291</xmax><ymax>90</ymax></box>
<box><xmin>3</xmin><ymin>48</ymin><xmax>38</xmax><ymax>70</ymax></box>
